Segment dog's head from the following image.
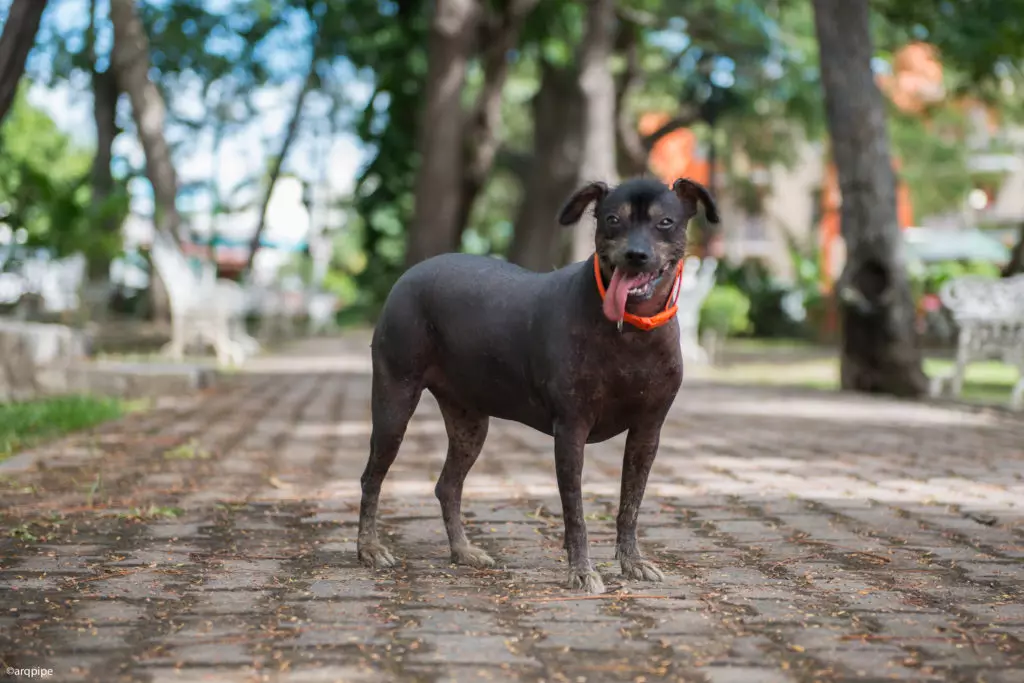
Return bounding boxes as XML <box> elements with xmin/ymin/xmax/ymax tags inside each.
<box><xmin>557</xmin><ymin>177</ymin><xmax>718</xmax><ymax>317</ymax></box>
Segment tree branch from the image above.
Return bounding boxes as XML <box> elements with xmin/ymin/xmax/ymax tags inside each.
<box><xmin>615</xmin><ymin>32</ymin><xmax>700</xmax><ymax>175</ymax></box>
<box><xmin>0</xmin><ymin>0</ymin><xmax>49</xmax><ymax>126</ymax></box>
<box><xmin>615</xmin><ymin>21</ymin><xmax>647</xmax><ymax>175</ymax></box>
<box><xmin>246</xmin><ymin>60</ymin><xmax>317</xmax><ymax>270</ymax></box>
<box><xmin>453</xmin><ymin>0</ymin><xmax>539</xmax><ymax>247</ymax></box>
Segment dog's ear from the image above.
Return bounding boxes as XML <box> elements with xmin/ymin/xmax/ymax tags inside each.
<box><xmin>557</xmin><ymin>181</ymin><xmax>609</xmax><ymax>226</ymax></box>
<box><xmin>672</xmin><ymin>178</ymin><xmax>720</xmax><ymax>224</ymax></box>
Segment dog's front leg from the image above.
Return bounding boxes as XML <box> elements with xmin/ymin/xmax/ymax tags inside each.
<box><xmin>615</xmin><ymin>420</ymin><xmax>666</xmax><ymax>582</ymax></box>
<box><xmin>553</xmin><ymin>421</ymin><xmax>605</xmax><ymax>594</ymax></box>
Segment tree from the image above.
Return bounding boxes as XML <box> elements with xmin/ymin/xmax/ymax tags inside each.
<box><xmin>0</xmin><ymin>85</ymin><xmax>120</xmax><ymax>262</ymax></box>
<box><xmin>811</xmin><ymin>0</ymin><xmax>927</xmax><ymax>397</ymax></box>
<box><xmin>453</xmin><ymin>0</ymin><xmax>539</xmax><ymax>250</ymax></box>
<box><xmin>876</xmin><ymin>0</ymin><xmax>1024</xmax><ymax>86</ymax></box>
<box><xmin>109</xmin><ymin>0</ymin><xmax>180</xmax><ymax>236</ymax></box>
<box><xmin>404</xmin><ymin>0</ymin><xmax>480</xmax><ymax>268</ymax></box>
<box><xmin>0</xmin><ymin>0</ymin><xmax>49</xmax><ymax>126</ymax></box>
<box><xmin>877</xmin><ymin>0</ymin><xmax>1024</xmax><ymax>278</ymax></box>
<box><xmin>86</xmin><ymin>0</ymin><xmax>123</xmax><ymax>254</ymax></box>
<box><xmin>570</xmin><ymin>0</ymin><xmax>619</xmax><ymax>264</ymax></box>
<box><xmin>1003</xmin><ymin>224</ymin><xmax>1024</xmax><ymax>277</ymax></box>
<box><xmin>246</xmin><ymin>10</ymin><xmax>321</xmax><ymax>271</ymax></box>
<box><xmin>506</xmin><ymin>61</ymin><xmax>583</xmax><ymax>270</ymax></box>
<box><xmin>109</xmin><ymin>0</ymin><xmax>182</xmax><ymax>320</ymax></box>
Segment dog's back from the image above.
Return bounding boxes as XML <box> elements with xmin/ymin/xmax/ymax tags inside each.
<box><xmin>372</xmin><ymin>253</ymin><xmax>578</xmax><ymax>429</ymax></box>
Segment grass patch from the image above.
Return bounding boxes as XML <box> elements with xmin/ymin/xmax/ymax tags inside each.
<box><xmin>0</xmin><ymin>395</ymin><xmax>131</xmax><ymax>461</ymax></box>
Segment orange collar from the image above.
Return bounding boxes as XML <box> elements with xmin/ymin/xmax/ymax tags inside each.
<box><xmin>592</xmin><ymin>253</ymin><xmax>684</xmax><ymax>331</ymax></box>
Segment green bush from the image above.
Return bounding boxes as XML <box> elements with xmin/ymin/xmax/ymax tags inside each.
<box><xmin>700</xmin><ymin>285</ymin><xmax>752</xmax><ymax>337</ymax></box>
<box><xmin>911</xmin><ymin>260</ymin><xmax>1002</xmax><ymax>299</ymax></box>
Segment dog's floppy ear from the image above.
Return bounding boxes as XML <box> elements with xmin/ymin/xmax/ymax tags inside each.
<box><xmin>557</xmin><ymin>181</ymin><xmax>609</xmax><ymax>226</ymax></box>
<box><xmin>672</xmin><ymin>178</ymin><xmax>720</xmax><ymax>224</ymax></box>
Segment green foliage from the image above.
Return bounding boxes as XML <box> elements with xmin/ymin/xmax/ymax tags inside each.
<box><xmin>888</xmin><ymin>106</ymin><xmax>972</xmax><ymax>220</ymax></box>
<box><xmin>345</xmin><ymin>0</ymin><xmax>430</xmax><ymax>313</ymax></box>
<box><xmin>716</xmin><ymin>260</ymin><xmax>786</xmax><ymax>337</ymax></box>
<box><xmin>0</xmin><ymin>395</ymin><xmax>125</xmax><ymax>460</ymax></box>
<box><xmin>700</xmin><ymin>285</ymin><xmax>752</xmax><ymax>336</ymax></box>
<box><xmin>875</xmin><ymin>0</ymin><xmax>1024</xmax><ymax>86</ymax></box>
<box><xmin>0</xmin><ymin>85</ymin><xmax>127</xmax><ymax>267</ymax></box>
<box><xmin>910</xmin><ymin>260</ymin><xmax>1002</xmax><ymax>299</ymax></box>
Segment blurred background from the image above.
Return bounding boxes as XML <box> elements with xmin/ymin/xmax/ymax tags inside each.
<box><xmin>1</xmin><ymin>0</ymin><xmax>1023</xmax><ymax>412</ymax></box>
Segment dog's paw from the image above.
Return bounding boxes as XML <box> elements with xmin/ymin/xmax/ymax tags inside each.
<box><xmin>567</xmin><ymin>569</ymin><xmax>606</xmax><ymax>594</ymax></box>
<box><xmin>620</xmin><ymin>556</ymin><xmax>665</xmax><ymax>582</ymax></box>
<box><xmin>358</xmin><ymin>542</ymin><xmax>398</xmax><ymax>569</ymax></box>
<box><xmin>452</xmin><ymin>544</ymin><xmax>496</xmax><ymax>568</ymax></box>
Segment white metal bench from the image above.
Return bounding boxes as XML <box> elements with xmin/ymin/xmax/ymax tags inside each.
<box><xmin>930</xmin><ymin>274</ymin><xmax>1024</xmax><ymax>410</ymax></box>
<box><xmin>677</xmin><ymin>256</ymin><xmax>718</xmax><ymax>365</ymax></box>
<box><xmin>149</xmin><ymin>231</ymin><xmax>249</xmax><ymax>367</ymax></box>
<box><xmin>9</xmin><ymin>253</ymin><xmax>87</xmax><ymax>315</ymax></box>
<box><xmin>306</xmin><ymin>291</ymin><xmax>339</xmax><ymax>336</ymax></box>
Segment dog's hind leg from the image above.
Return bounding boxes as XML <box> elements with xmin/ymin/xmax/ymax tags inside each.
<box><xmin>358</xmin><ymin>363</ymin><xmax>422</xmax><ymax>569</ymax></box>
<box><xmin>435</xmin><ymin>398</ymin><xmax>494</xmax><ymax>568</ymax></box>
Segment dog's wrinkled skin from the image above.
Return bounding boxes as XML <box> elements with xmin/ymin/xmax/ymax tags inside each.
<box><xmin>358</xmin><ymin>177</ymin><xmax>720</xmax><ymax>593</ymax></box>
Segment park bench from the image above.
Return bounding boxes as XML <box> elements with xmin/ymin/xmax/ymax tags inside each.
<box><xmin>677</xmin><ymin>256</ymin><xmax>718</xmax><ymax>365</ymax></box>
<box><xmin>930</xmin><ymin>273</ymin><xmax>1024</xmax><ymax>410</ymax></box>
<box><xmin>149</xmin><ymin>230</ymin><xmax>249</xmax><ymax>367</ymax></box>
<box><xmin>306</xmin><ymin>291</ymin><xmax>340</xmax><ymax>336</ymax></box>
<box><xmin>4</xmin><ymin>253</ymin><xmax>87</xmax><ymax>317</ymax></box>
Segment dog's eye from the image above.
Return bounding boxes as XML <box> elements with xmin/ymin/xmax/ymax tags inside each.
<box><xmin>657</xmin><ymin>218</ymin><xmax>674</xmax><ymax>229</ymax></box>
<box><xmin>605</xmin><ymin>215</ymin><xmax>621</xmax><ymax>226</ymax></box>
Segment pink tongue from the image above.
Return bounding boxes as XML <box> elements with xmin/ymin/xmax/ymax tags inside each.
<box><xmin>603</xmin><ymin>268</ymin><xmax>646</xmax><ymax>322</ymax></box>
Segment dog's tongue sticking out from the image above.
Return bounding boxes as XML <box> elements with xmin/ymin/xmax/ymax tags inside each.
<box><xmin>602</xmin><ymin>268</ymin><xmax>647</xmax><ymax>323</ymax></box>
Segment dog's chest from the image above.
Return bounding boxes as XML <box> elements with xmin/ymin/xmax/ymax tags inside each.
<box><xmin>584</xmin><ymin>356</ymin><xmax>681</xmax><ymax>436</ymax></box>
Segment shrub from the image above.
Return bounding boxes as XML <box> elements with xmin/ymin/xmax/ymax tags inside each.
<box><xmin>700</xmin><ymin>285</ymin><xmax>752</xmax><ymax>337</ymax></box>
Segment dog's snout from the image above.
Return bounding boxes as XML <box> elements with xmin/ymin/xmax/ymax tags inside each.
<box><xmin>624</xmin><ymin>248</ymin><xmax>651</xmax><ymax>268</ymax></box>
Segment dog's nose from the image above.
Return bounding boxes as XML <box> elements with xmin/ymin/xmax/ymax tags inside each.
<box><xmin>624</xmin><ymin>249</ymin><xmax>651</xmax><ymax>267</ymax></box>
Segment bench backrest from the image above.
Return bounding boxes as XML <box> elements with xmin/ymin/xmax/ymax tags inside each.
<box><xmin>939</xmin><ymin>274</ymin><xmax>1024</xmax><ymax>323</ymax></box>
<box><xmin>149</xmin><ymin>231</ymin><xmax>202</xmax><ymax>314</ymax></box>
<box><xmin>677</xmin><ymin>257</ymin><xmax>718</xmax><ymax>323</ymax></box>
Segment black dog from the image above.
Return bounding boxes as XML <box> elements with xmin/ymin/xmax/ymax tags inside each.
<box><xmin>358</xmin><ymin>176</ymin><xmax>719</xmax><ymax>593</ymax></box>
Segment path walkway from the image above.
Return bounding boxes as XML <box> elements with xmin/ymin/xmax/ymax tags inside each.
<box><xmin>1</xmin><ymin>336</ymin><xmax>1022</xmax><ymax>683</ymax></box>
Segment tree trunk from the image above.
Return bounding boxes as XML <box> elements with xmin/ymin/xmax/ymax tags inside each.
<box><xmin>1001</xmin><ymin>223</ymin><xmax>1024</xmax><ymax>277</ymax></box>
<box><xmin>811</xmin><ymin>0</ymin><xmax>927</xmax><ymax>398</ymax></box>
<box><xmin>699</xmin><ymin>124</ymin><xmax>719</xmax><ymax>253</ymax></box>
<box><xmin>507</xmin><ymin>62</ymin><xmax>583</xmax><ymax>271</ymax></box>
<box><xmin>246</xmin><ymin>64</ymin><xmax>316</xmax><ymax>271</ymax></box>
<box><xmin>109</xmin><ymin>0</ymin><xmax>179</xmax><ymax>234</ymax></box>
<box><xmin>91</xmin><ymin>72</ymin><xmax>119</xmax><ymax>216</ymax></box>
<box><xmin>109</xmin><ymin>0</ymin><xmax>179</xmax><ymax>322</ymax></box>
<box><xmin>451</xmin><ymin>0</ymin><xmax>538</xmax><ymax>249</ymax></box>
<box><xmin>405</xmin><ymin>0</ymin><xmax>479</xmax><ymax>268</ymax></box>
<box><xmin>87</xmin><ymin>0</ymin><xmax>121</xmax><ymax>281</ymax></box>
<box><xmin>0</xmin><ymin>0</ymin><xmax>48</xmax><ymax>127</ymax></box>
<box><xmin>571</xmin><ymin>0</ymin><xmax>619</xmax><ymax>264</ymax></box>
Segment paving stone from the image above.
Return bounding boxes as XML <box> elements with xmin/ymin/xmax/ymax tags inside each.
<box><xmin>406</xmin><ymin>635</ymin><xmax>539</xmax><ymax>666</ymax></box>
<box><xmin>48</xmin><ymin>625</ymin><xmax>135</xmax><ymax>652</ymax></box>
<box><xmin>397</xmin><ymin>608</ymin><xmax>507</xmax><ymax>635</ymax></box>
<box><xmin>272</xmin><ymin>665</ymin><xmax>392</xmax><ymax>683</ymax></box>
<box><xmin>699</xmin><ymin>664</ymin><xmax>796</xmax><ymax>683</ymax></box>
<box><xmin>75</xmin><ymin>600</ymin><xmax>149</xmax><ymax>624</ymax></box>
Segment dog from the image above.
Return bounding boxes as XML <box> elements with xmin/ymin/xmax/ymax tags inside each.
<box><xmin>357</xmin><ymin>176</ymin><xmax>719</xmax><ymax>593</ymax></box>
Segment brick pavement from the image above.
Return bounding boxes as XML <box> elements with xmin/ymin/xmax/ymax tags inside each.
<box><xmin>1</xmin><ymin>334</ymin><xmax>1023</xmax><ymax>683</ymax></box>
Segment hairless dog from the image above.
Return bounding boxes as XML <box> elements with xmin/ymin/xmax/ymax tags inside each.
<box><xmin>357</xmin><ymin>176</ymin><xmax>719</xmax><ymax>593</ymax></box>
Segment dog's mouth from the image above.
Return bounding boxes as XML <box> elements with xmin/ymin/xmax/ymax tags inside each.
<box><xmin>602</xmin><ymin>262</ymin><xmax>671</xmax><ymax>322</ymax></box>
